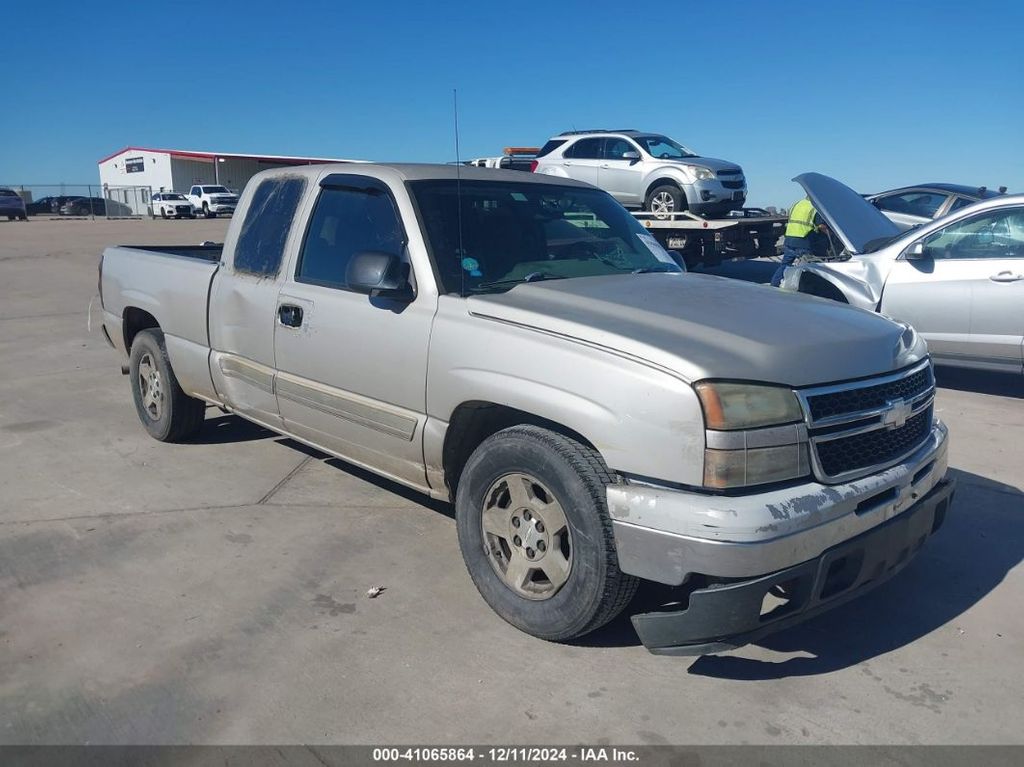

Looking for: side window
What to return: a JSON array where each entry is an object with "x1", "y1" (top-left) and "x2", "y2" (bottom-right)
[
  {"x1": 190, "y1": 186, "x2": 199, "y2": 196},
  {"x1": 949, "y1": 196, "x2": 977, "y2": 213},
  {"x1": 296, "y1": 186, "x2": 406, "y2": 289},
  {"x1": 603, "y1": 138, "x2": 636, "y2": 160},
  {"x1": 234, "y1": 177, "x2": 307, "y2": 276},
  {"x1": 876, "y1": 191, "x2": 947, "y2": 218},
  {"x1": 536, "y1": 139, "x2": 567, "y2": 157},
  {"x1": 565, "y1": 138, "x2": 603, "y2": 159},
  {"x1": 923, "y1": 208, "x2": 1024, "y2": 260}
]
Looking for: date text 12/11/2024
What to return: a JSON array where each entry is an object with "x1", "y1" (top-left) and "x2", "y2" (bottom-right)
[{"x1": 372, "y1": 747, "x2": 641, "y2": 763}]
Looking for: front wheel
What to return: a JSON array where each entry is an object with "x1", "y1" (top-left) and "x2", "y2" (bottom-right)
[
  {"x1": 455, "y1": 425, "x2": 638, "y2": 642},
  {"x1": 645, "y1": 184, "x2": 685, "y2": 219},
  {"x1": 202, "y1": 203, "x2": 214, "y2": 218},
  {"x1": 129, "y1": 328, "x2": 206, "y2": 442},
  {"x1": 160, "y1": 208, "x2": 168, "y2": 219}
]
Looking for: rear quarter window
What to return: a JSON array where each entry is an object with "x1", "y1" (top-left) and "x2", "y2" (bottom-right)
[
  {"x1": 234, "y1": 177, "x2": 307, "y2": 276},
  {"x1": 537, "y1": 139, "x2": 567, "y2": 157}
]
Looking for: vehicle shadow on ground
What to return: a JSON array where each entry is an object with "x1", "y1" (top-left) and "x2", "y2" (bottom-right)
[
  {"x1": 935, "y1": 366, "x2": 1023, "y2": 398},
  {"x1": 188, "y1": 413, "x2": 276, "y2": 444},
  {"x1": 575, "y1": 469, "x2": 1022, "y2": 677},
  {"x1": 274, "y1": 436, "x2": 455, "y2": 519}
]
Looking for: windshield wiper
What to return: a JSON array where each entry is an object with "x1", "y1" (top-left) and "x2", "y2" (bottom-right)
[
  {"x1": 471, "y1": 272, "x2": 566, "y2": 292},
  {"x1": 632, "y1": 264, "x2": 680, "y2": 274}
]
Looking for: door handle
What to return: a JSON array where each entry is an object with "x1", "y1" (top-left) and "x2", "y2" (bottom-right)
[
  {"x1": 989, "y1": 271, "x2": 1024, "y2": 283},
  {"x1": 562, "y1": 161, "x2": 573, "y2": 166},
  {"x1": 600, "y1": 163, "x2": 610, "y2": 168},
  {"x1": 278, "y1": 304, "x2": 303, "y2": 327}
]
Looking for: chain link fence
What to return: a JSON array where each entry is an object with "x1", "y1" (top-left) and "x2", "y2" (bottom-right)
[{"x1": 0, "y1": 183, "x2": 154, "y2": 219}]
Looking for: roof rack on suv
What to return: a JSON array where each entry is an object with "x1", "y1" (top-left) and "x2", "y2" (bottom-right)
[{"x1": 556, "y1": 129, "x2": 639, "y2": 136}]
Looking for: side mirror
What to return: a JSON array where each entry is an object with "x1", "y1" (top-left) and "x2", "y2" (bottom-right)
[
  {"x1": 905, "y1": 241, "x2": 928, "y2": 261},
  {"x1": 622, "y1": 150, "x2": 641, "y2": 164},
  {"x1": 346, "y1": 251, "x2": 413, "y2": 299}
]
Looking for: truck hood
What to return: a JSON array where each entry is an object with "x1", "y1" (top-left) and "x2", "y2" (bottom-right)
[
  {"x1": 795, "y1": 172, "x2": 900, "y2": 255},
  {"x1": 467, "y1": 273, "x2": 925, "y2": 387}
]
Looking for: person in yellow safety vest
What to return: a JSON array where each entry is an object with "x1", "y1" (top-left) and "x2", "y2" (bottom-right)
[{"x1": 771, "y1": 197, "x2": 829, "y2": 287}]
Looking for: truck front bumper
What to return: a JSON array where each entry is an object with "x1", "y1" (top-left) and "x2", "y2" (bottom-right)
[
  {"x1": 608, "y1": 420, "x2": 950, "y2": 654},
  {"x1": 631, "y1": 477, "x2": 953, "y2": 655}
]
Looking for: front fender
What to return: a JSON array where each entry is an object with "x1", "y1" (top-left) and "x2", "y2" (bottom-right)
[
  {"x1": 784, "y1": 260, "x2": 883, "y2": 311},
  {"x1": 424, "y1": 298, "x2": 706, "y2": 489}
]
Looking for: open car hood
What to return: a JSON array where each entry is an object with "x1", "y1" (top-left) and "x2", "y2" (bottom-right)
[{"x1": 794, "y1": 172, "x2": 900, "y2": 255}]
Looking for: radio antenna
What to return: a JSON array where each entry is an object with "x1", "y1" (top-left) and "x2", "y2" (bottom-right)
[{"x1": 454, "y1": 88, "x2": 466, "y2": 296}]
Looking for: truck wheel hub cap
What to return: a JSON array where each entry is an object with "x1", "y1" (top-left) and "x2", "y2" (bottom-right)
[
  {"x1": 481, "y1": 472, "x2": 572, "y2": 600},
  {"x1": 138, "y1": 353, "x2": 164, "y2": 421}
]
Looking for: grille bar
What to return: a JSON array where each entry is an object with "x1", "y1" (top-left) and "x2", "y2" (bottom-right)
[
  {"x1": 797, "y1": 360, "x2": 936, "y2": 483},
  {"x1": 800, "y1": 360, "x2": 933, "y2": 426}
]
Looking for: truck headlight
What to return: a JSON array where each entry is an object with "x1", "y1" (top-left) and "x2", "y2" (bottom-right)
[
  {"x1": 695, "y1": 382, "x2": 809, "y2": 489},
  {"x1": 686, "y1": 165, "x2": 715, "y2": 181},
  {"x1": 694, "y1": 382, "x2": 803, "y2": 431}
]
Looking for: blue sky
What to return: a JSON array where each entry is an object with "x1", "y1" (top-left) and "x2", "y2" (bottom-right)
[{"x1": 2, "y1": 1, "x2": 1021, "y2": 207}]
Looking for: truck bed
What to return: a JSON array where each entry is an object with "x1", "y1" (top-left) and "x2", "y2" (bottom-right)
[
  {"x1": 112, "y1": 244, "x2": 223, "y2": 262},
  {"x1": 100, "y1": 244, "x2": 222, "y2": 359}
]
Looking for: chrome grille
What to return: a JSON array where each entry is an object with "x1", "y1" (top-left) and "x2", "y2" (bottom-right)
[
  {"x1": 816, "y1": 406, "x2": 932, "y2": 477},
  {"x1": 797, "y1": 360, "x2": 935, "y2": 482},
  {"x1": 806, "y1": 366, "x2": 933, "y2": 420}
]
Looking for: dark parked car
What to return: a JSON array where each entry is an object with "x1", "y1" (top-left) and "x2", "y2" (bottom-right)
[
  {"x1": 59, "y1": 197, "x2": 131, "y2": 216},
  {"x1": 1, "y1": 189, "x2": 28, "y2": 220},
  {"x1": 25, "y1": 195, "x2": 79, "y2": 215},
  {"x1": 865, "y1": 183, "x2": 1008, "y2": 231}
]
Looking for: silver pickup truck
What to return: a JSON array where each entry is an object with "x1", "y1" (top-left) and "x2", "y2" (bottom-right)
[{"x1": 99, "y1": 164, "x2": 954, "y2": 655}]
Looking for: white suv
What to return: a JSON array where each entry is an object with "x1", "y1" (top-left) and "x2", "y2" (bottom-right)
[
  {"x1": 532, "y1": 130, "x2": 746, "y2": 217},
  {"x1": 186, "y1": 185, "x2": 239, "y2": 218}
]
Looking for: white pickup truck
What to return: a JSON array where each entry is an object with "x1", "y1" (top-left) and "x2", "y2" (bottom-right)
[
  {"x1": 186, "y1": 184, "x2": 239, "y2": 218},
  {"x1": 98, "y1": 163, "x2": 953, "y2": 654}
]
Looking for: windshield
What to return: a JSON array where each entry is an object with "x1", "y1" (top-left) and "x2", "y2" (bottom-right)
[
  {"x1": 636, "y1": 135, "x2": 698, "y2": 159},
  {"x1": 203, "y1": 186, "x2": 230, "y2": 194},
  {"x1": 410, "y1": 180, "x2": 681, "y2": 296}
]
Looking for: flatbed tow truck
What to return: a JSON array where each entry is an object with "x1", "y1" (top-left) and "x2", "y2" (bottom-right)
[{"x1": 468, "y1": 148, "x2": 786, "y2": 269}]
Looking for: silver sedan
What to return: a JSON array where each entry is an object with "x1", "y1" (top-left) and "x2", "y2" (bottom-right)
[{"x1": 784, "y1": 173, "x2": 1024, "y2": 375}]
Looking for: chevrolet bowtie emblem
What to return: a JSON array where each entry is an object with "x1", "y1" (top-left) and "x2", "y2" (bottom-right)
[{"x1": 881, "y1": 398, "x2": 912, "y2": 430}]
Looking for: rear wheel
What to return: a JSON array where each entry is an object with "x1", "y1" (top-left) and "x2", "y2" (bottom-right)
[
  {"x1": 129, "y1": 328, "x2": 206, "y2": 442},
  {"x1": 645, "y1": 184, "x2": 685, "y2": 219},
  {"x1": 455, "y1": 425, "x2": 638, "y2": 641}
]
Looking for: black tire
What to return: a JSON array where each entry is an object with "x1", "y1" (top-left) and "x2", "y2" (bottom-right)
[
  {"x1": 128, "y1": 328, "x2": 206, "y2": 442},
  {"x1": 160, "y1": 208, "x2": 168, "y2": 219},
  {"x1": 455, "y1": 425, "x2": 638, "y2": 642},
  {"x1": 202, "y1": 203, "x2": 214, "y2": 218},
  {"x1": 644, "y1": 184, "x2": 685, "y2": 218},
  {"x1": 19, "y1": 214, "x2": 28, "y2": 221}
]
